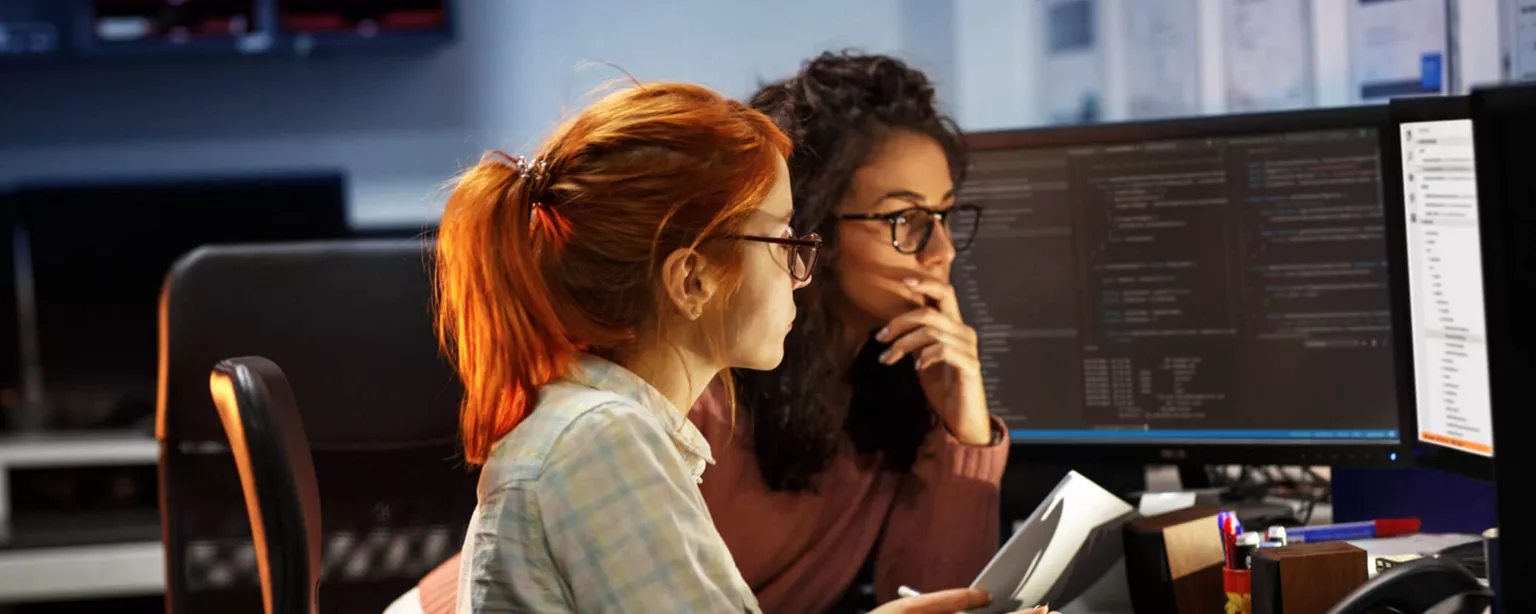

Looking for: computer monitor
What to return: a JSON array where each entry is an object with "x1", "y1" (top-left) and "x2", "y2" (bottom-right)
[
  {"x1": 12, "y1": 171, "x2": 349, "y2": 431},
  {"x1": 958, "y1": 106, "x2": 1407, "y2": 465},
  {"x1": 1470, "y1": 82, "x2": 1536, "y2": 614},
  {"x1": 1379, "y1": 96, "x2": 1494, "y2": 482}
]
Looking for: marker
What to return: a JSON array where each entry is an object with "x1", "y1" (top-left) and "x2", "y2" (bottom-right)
[
  {"x1": 1266, "y1": 526, "x2": 1288, "y2": 547},
  {"x1": 1235, "y1": 532, "x2": 1262, "y2": 570},
  {"x1": 897, "y1": 586, "x2": 923, "y2": 598},
  {"x1": 1217, "y1": 511, "x2": 1243, "y2": 568},
  {"x1": 1287, "y1": 519, "x2": 1421, "y2": 543}
]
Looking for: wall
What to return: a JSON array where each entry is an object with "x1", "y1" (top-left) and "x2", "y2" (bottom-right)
[
  {"x1": 0, "y1": 0, "x2": 928, "y2": 228},
  {"x1": 1, "y1": 0, "x2": 1510, "y2": 227},
  {"x1": 951, "y1": 0, "x2": 1506, "y2": 130}
]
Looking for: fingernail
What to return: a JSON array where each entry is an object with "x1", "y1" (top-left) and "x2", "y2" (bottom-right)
[
  {"x1": 875, "y1": 327, "x2": 890, "y2": 342},
  {"x1": 879, "y1": 350, "x2": 894, "y2": 364},
  {"x1": 903, "y1": 277, "x2": 919, "y2": 287}
]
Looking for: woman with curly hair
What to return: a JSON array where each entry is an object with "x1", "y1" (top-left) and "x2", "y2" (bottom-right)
[
  {"x1": 713, "y1": 50, "x2": 1006, "y2": 613},
  {"x1": 404, "y1": 52, "x2": 1013, "y2": 614}
]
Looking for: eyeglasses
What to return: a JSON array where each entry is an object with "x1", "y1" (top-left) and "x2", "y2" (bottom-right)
[
  {"x1": 726, "y1": 232, "x2": 822, "y2": 283},
  {"x1": 838, "y1": 204, "x2": 981, "y2": 255}
]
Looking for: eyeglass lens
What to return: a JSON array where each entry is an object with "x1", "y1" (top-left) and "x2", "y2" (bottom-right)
[
  {"x1": 788, "y1": 235, "x2": 819, "y2": 282},
  {"x1": 894, "y1": 207, "x2": 980, "y2": 254}
]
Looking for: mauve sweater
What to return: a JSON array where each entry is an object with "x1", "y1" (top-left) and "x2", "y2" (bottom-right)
[{"x1": 419, "y1": 380, "x2": 1008, "y2": 614}]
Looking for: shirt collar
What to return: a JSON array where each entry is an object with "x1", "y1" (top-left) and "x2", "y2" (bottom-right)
[{"x1": 565, "y1": 354, "x2": 716, "y2": 478}]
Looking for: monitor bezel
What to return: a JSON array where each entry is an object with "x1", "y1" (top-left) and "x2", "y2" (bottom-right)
[
  {"x1": 1470, "y1": 83, "x2": 1536, "y2": 612},
  {"x1": 967, "y1": 105, "x2": 1410, "y2": 467},
  {"x1": 1379, "y1": 96, "x2": 1494, "y2": 483}
]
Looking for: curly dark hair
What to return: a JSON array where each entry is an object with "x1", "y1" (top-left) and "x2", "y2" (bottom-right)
[{"x1": 734, "y1": 51, "x2": 968, "y2": 492}]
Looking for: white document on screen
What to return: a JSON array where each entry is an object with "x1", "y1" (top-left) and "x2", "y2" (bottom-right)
[{"x1": 967, "y1": 471, "x2": 1136, "y2": 614}]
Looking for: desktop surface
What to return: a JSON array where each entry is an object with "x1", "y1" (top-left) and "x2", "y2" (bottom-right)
[{"x1": 960, "y1": 109, "x2": 1403, "y2": 463}]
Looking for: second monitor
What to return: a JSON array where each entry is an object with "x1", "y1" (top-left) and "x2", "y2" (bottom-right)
[{"x1": 959, "y1": 107, "x2": 1404, "y2": 465}]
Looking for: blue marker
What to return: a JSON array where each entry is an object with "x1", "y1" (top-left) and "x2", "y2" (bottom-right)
[{"x1": 1288, "y1": 519, "x2": 1420, "y2": 543}]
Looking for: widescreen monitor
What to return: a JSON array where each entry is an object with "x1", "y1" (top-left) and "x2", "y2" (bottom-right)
[{"x1": 958, "y1": 107, "x2": 1406, "y2": 465}]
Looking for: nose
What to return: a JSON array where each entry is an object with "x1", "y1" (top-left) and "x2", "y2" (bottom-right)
[{"x1": 918, "y1": 221, "x2": 957, "y2": 268}]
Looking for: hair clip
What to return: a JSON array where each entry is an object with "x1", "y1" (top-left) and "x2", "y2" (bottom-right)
[
  {"x1": 514, "y1": 156, "x2": 547, "y2": 183},
  {"x1": 510, "y1": 155, "x2": 557, "y2": 209}
]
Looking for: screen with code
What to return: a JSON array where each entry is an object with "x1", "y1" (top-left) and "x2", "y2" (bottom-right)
[{"x1": 958, "y1": 126, "x2": 1402, "y2": 445}]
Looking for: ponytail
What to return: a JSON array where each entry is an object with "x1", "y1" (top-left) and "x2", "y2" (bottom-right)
[{"x1": 435, "y1": 152, "x2": 576, "y2": 465}]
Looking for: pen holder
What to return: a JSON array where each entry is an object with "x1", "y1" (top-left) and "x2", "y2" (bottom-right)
[
  {"x1": 1123, "y1": 505, "x2": 1225, "y2": 614},
  {"x1": 1224, "y1": 568, "x2": 1252, "y2": 614},
  {"x1": 1250, "y1": 542, "x2": 1367, "y2": 614}
]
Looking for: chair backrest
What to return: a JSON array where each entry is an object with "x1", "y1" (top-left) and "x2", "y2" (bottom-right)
[
  {"x1": 209, "y1": 356, "x2": 322, "y2": 614},
  {"x1": 158, "y1": 239, "x2": 475, "y2": 614}
]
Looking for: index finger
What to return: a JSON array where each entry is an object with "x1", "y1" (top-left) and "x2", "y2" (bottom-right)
[
  {"x1": 901, "y1": 276, "x2": 961, "y2": 318},
  {"x1": 899, "y1": 587, "x2": 992, "y2": 613}
]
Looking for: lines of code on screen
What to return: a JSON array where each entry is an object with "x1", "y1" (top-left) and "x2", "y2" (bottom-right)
[{"x1": 956, "y1": 128, "x2": 1399, "y2": 442}]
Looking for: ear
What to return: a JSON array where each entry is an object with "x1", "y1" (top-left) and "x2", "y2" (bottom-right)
[{"x1": 659, "y1": 248, "x2": 720, "y2": 321}]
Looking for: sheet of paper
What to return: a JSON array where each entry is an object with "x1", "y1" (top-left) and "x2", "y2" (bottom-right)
[
  {"x1": 970, "y1": 471, "x2": 1135, "y2": 613},
  {"x1": 1506, "y1": 0, "x2": 1536, "y2": 81},
  {"x1": 1348, "y1": 0, "x2": 1449, "y2": 102},
  {"x1": 1121, "y1": 0, "x2": 1201, "y2": 119},
  {"x1": 1041, "y1": 0, "x2": 1106, "y2": 125},
  {"x1": 1138, "y1": 491, "x2": 1197, "y2": 517},
  {"x1": 1223, "y1": 0, "x2": 1315, "y2": 111}
]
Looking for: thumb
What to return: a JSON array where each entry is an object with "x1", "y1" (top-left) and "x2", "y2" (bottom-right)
[{"x1": 899, "y1": 587, "x2": 992, "y2": 613}]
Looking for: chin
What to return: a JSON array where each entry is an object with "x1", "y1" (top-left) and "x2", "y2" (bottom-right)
[
  {"x1": 850, "y1": 292, "x2": 920, "y2": 323},
  {"x1": 739, "y1": 346, "x2": 786, "y2": 372}
]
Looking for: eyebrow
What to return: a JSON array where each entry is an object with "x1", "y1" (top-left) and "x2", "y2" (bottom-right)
[{"x1": 874, "y1": 189, "x2": 957, "y2": 206}]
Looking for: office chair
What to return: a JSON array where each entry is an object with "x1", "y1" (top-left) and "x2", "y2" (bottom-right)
[
  {"x1": 158, "y1": 239, "x2": 475, "y2": 614},
  {"x1": 209, "y1": 357, "x2": 322, "y2": 614}
]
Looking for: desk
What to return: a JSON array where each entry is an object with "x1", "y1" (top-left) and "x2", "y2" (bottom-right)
[
  {"x1": 0, "y1": 541, "x2": 163, "y2": 602},
  {"x1": 0, "y1": 430, "x2": 158, "y2": 524},
  {"x1": 0, "y1": 431, "x2": 162, "y2": 604},
  {"x1": 1056, "y1": 533, "x2": 1483, "y2": 613}
]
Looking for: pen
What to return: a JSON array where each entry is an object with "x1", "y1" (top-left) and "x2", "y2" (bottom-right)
[
  {"x1": 1287, "y1": 519, "x2": 1421, "y2": 543},
  {"x1": 1217, "y1": 511, "x2": 1243, "y2": 568},
  {"x1": 1266, "y1": 526, "x2": 1288, "y2": 547}
]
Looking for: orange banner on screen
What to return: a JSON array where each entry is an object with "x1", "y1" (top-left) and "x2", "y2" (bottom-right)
[{"x1": 1421, "y1": 431, "x2": 1494, "y2": 455}]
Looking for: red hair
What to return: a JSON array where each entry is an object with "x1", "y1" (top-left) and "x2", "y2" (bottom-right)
[{"x1": 435, "y1": 82, "x2": 792, "y2": 465}]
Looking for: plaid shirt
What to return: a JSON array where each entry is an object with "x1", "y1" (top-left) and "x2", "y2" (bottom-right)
[{"x1": 456, "y1": 354, "x2": 760, "y2": 613}]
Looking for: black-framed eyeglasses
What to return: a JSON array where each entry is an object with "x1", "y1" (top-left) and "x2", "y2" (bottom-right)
[
  {"x1": 725, "y1": 232, "x2": 822, "y2": 284},
  {"x1": 837, "y1": 204, "x2": 981, "y2": 255}
]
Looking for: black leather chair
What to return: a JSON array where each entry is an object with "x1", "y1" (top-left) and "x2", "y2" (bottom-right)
[
  {"x1": 158, "y1": 239, "x2": 475, "y2": 614},
  {"x1": 209, "y1": 357, "x2": 322, "y2": 614}
]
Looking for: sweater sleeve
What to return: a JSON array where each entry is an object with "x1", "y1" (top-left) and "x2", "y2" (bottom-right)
[
  {"x1": 416, "y1": 553, "x2": 461, "y2": 614},
  {"x1": 873, "y1": 416, "x2": 1009, "y2": 602}
]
